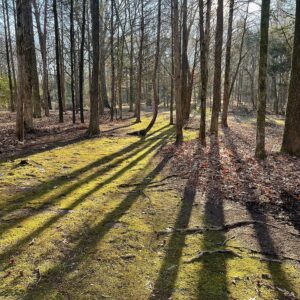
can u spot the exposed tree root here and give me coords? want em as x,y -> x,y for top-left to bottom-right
227,245 -> 300,263
156,220 -> 300,238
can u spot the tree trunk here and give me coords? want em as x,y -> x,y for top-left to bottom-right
87,0 -> 100,135
221,0 -> 234,127
32,0 -> 50,117
2,0 -> 14,112
99,0 -> 109,111
110,0 -> 116,121
70,0 -> 76,123
79,0 -> 86,123
181,0 -> 189,122
210,0 -> 223,136
199,0 -> 211,145
136,0 -> 161,135
281,0 -> 300,156
135,0 -> 144,123
255,0 -> 270,159
173,0 -> 183,144
53,0 -> 64,122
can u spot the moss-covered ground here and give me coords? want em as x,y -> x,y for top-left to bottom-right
0,113 -> 299,299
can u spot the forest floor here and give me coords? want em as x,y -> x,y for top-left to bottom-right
0,110 -> 299,299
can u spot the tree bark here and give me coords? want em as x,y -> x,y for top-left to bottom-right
281,0 -> 300,156
221,0 -> 234,127
53,0 -> 64,122
32,0 -> 50,117
87,0 -> 100,135
135,0 -> 144,123
199,0 -> 212,145
173,0 -> 183,144
79,0 -> 86,123
210,0 -> 223,136
255,0 -> 271,159
70,0 -> 76,123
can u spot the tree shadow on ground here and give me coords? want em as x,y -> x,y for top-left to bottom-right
222,128 -> 296,298
0,127 -> 174,263
0,125 -> 171,223
150,143 -> 203,299
196,137 -> 229,300
22,153 -> 173,299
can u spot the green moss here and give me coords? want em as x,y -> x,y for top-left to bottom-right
0,114 -> 299,299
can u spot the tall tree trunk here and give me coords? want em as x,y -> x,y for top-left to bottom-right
60,1 -> 66,112
70,0 -> 76,123
173,0 -> 183,144
16,0 -> 33,139
79,0 -> 86,123
181,0 -> 189,122
136,0 -> 161,135
129,6 -> 135,113
53,0 -> 64,122
33,0 -> 50,117
135,0 -> 144,123
255,0 -> 271,159
281,0 -> 300,156
210,0 -> 223,136
87,0 -> 100,135
99,0 -> 109,110
2,0 -> 14,112
170,5 -> 174,126
29,2 -> 41,119
221,0 -> 234,127
199,0 -> 212,145
110,0 -> 116,121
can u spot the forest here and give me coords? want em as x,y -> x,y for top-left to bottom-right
0,0 -> 300,298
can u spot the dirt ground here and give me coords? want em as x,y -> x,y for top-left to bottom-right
0,110 -> 299,299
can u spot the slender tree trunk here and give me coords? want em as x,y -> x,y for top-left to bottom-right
70,0 -> 76,123
32,0 -> 49,117
99,0 -> 109,110
110,0 -> 116,121
170,5 -> 174,126
281,0 -> 300,156
135,0 -> 144,123
137,0 -> 161,135
53,0 -> 64,122
255,0 -> 271,159
2,0 -> 14,112
173,0 -> 183,144
181,0 -> 189,122
87,0 -> 100,135
221,0 -> 234,127
129,10 -> 135,112
79,0 -> 86,123
210,0 -> 223,136
199,0 -> 212,145
59,1 -> 66,112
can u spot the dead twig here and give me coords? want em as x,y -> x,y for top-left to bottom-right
156,220 -> 300,238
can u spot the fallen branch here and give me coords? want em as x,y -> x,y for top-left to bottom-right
186,250 -> 242,263
156,220 -> 300,238
228,245 -> 300,263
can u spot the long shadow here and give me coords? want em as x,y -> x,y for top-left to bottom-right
223,128 -> 296,297
23,154 -> 173,298
150,144 -> 202,299
0,129 -> 174,264
0,124 -> 171,219
0,127 -> 173,236
197,137 -> 229,300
